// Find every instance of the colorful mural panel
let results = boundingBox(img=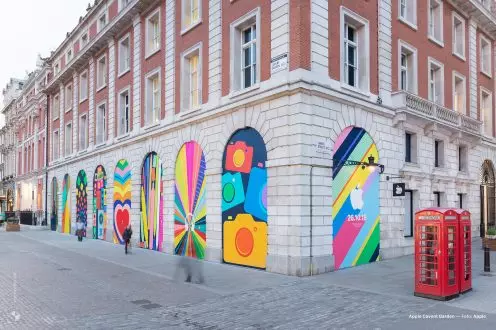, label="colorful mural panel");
[51,178,58,232]
[140,152,163,251]
[93,165,107,240]
[76,170,88,237]
[174,141,207,259]
[62,174,71,234]
[114,159,132,244]
[222,128,268,269]
[332,126,380,270]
